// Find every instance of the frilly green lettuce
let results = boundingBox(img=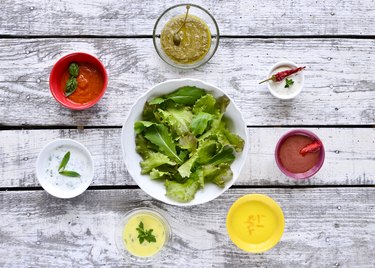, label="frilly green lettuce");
[134,86,244,203]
